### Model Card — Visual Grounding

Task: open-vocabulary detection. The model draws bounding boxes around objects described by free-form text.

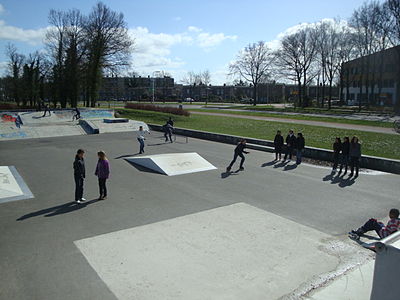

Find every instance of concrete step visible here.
[246,143,275,153]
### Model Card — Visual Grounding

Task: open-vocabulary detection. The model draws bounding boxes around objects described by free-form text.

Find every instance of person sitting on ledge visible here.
[350,208,400,239]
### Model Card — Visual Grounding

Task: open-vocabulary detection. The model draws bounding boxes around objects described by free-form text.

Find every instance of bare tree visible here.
[84,2,134,107]
[230,41,274,105]
[5,44,25,105]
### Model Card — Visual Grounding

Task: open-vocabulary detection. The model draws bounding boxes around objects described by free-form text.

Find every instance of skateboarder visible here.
[73,149,86,204]
[163,122,173,143]
[284,130,296,161]
[167,117,174,127]
[95,151,110,200]
[72,107,81,121]
[226,139,249,172]
[274,130,284,160]
[350,208,400,239]
[137,126,149,154]
[42,103,51,117]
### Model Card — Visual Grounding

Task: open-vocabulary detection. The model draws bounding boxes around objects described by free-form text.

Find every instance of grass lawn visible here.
[119,109,400,160]
[188,109,393,128]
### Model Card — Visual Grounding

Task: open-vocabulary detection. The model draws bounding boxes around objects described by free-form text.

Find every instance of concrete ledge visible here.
[79,119,100,134]
[103,118,129,123]
[148,124,400,174]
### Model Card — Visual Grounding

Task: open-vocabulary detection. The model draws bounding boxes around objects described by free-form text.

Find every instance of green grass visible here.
[119,108,400,160]
[188,109,393,128]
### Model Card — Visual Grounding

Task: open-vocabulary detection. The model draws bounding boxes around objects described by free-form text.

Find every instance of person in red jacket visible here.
[95,151,110,200]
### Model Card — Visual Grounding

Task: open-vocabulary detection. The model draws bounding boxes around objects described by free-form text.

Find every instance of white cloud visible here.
[0,4,5,15]
[173,16,182,22]
[0,20,47,45]
[196,32,237,48]
[188,26,202,33]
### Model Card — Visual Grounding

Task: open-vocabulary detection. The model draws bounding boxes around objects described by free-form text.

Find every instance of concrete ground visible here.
[0,132,399,299]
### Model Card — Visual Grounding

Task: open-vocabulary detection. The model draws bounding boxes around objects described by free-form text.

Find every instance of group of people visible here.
[274,130,305,164]
[332,136,362,177]
[73,149,110,203]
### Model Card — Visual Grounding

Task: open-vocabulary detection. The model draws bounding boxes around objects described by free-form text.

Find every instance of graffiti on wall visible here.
[1,113,17,123]
[81,110,113,119]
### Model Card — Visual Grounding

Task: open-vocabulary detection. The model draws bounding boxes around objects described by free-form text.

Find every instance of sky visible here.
[0,0,373,84]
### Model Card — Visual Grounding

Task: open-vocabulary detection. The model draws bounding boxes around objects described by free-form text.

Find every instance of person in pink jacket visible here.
[95,151,110,200]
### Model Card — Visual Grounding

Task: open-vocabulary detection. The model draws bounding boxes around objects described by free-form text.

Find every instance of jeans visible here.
[137,138,145,153]
[74,176,84,201]
[350,156,360,175]
[361,218,384,236]
[296,149,303,164]
[228,152,245,168]
[340,154,349,173]
[332,153,340,169]
[284,146,294,160]
[164,132,172,142]
[98,178,107,197]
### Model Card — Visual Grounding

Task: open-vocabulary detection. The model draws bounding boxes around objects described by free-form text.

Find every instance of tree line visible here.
[230,0,400,111]
[1,2,133,108]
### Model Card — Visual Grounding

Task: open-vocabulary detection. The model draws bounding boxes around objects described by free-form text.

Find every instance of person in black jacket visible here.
[274,130,284,160]
[226,139,249,172]
[332,137,342,171]
[295,132,305,164]
[284,130,296,161]
[73,149,86,203]
[163,122,173,143]
[167,117,174,127]
[349,136,361,178]
[339,136,350,174]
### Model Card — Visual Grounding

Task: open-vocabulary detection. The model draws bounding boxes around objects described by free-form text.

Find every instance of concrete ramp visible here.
[125,152,217,176]
[0,166,34,204]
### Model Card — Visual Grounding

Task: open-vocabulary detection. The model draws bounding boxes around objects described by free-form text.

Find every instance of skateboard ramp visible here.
[125,152,217,176]
[0,166,34,204]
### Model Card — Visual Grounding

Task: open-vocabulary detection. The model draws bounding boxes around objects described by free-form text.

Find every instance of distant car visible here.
[183,98,195,103]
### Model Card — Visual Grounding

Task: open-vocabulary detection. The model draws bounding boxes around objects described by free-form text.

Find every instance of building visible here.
[340,45,400,106]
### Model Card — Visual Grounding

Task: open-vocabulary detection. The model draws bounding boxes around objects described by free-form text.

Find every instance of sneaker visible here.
[80,198,86,202]
[76,200,83,204]
[226,166,231,172]
[239,167,244,171]
[98,196,103,200]
[102,196,107,200]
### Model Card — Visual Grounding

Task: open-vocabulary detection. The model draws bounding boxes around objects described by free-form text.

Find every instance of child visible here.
[226,139,249,172]
[274,130,284,160]
[73,149,86,204]
[95,151,110,200]
[350,208,400,239]
[137,126,149,154]
[332,137,342,171]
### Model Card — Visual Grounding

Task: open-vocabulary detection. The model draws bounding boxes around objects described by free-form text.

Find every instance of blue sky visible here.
[0,0,372,84]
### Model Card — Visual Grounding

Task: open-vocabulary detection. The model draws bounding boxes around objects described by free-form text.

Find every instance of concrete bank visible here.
[149,124,400,175]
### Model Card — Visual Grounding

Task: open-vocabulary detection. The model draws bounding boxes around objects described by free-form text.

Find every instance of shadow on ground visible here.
[17,199,99,220]
[323,171,357,188]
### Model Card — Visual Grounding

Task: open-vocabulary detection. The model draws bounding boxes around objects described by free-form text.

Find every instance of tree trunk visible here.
[253,84,257,106]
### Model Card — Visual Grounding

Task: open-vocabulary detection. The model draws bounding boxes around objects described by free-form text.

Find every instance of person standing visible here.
[42,103,51,117]
[137,126,149,154]
[73,149,86,204]
[332,137,342,171]
[284,130,296,161]
[274,130,284,160]
[226,139,249,172]
[72,107,81,121]
[15,114,23,129]
[167,117,174,127]
[295,132,305,164]
[349,136,361,177]
[163,122,173,143]
[95,151,110,200]
[339,136,350,174]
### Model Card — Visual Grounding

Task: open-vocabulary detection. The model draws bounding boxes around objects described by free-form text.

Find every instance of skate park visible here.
[1,122,399,299]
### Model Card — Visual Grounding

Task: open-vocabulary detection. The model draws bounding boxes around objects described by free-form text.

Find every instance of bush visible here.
[125,103,190,116]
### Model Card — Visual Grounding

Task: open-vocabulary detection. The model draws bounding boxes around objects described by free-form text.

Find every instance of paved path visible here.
[191,111,397,134]
[1,133,399,299]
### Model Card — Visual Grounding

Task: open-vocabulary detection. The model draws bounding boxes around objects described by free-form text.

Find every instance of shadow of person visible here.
[330,174,342,184]
[261,160,277,167]
[323,172,335,182]
[274,160,289,168]
[283,163,298,171]
[338,177,355,188]
[221,171,239,179]
[17,199,99,221]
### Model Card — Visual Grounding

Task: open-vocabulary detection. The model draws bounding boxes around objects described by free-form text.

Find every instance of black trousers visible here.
[284,146,294,160]
[229,152,245,168]
[340,154,349,172]
[332,153,340,169]
[164,132,172,142]
[275,147,282,159]
[350,156,359,175]
[74,176,84,201]
[98,178,107,197]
